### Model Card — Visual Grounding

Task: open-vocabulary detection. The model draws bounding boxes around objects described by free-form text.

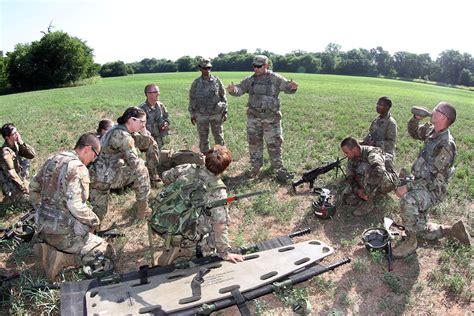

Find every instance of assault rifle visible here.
[292,157,346,192]
[0,209,35,242]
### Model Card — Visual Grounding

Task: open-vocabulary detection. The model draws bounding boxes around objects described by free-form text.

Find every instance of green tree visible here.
[458,68,472,86]
[0,51,8,88]
[6,31,96,89]
[99,61,129,77]
[176,55,196,72]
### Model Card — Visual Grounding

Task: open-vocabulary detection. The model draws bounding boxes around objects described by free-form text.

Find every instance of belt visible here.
[250,107,275,114]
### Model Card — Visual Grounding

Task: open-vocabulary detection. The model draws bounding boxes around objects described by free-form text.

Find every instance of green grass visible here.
[1,72,473,314]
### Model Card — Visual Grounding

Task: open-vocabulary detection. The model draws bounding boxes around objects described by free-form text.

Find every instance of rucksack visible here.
[149,166,225,242]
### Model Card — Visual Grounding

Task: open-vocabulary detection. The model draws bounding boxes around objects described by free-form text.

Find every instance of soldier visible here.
[360,96,398,158]
[30,133,113,278]
[340,137,398,216]
[189,58,228,153]
[393,102,471,258]
[89,107,151,220]
[227,55,298,182]
[139,84,170,149]
[152,145,244,265]
[95,119,114,140]
[0,123,36,206]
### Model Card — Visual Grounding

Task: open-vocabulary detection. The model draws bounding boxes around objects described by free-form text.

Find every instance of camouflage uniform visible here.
[342,146,398,207]
[399,117,456,239]
[30,151,112,264]
[362,111,398,157]
[228,71,296,171]
[89,124,150,220]
[131,129,161,181]
[189,75,228,153]
[0,141,36,204]
[160,164,231,259]
[139,100,170,149]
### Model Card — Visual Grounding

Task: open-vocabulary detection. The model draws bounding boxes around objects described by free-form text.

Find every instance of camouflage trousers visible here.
[90,163,150,220]
[195,113,225,153]
[1,178,31,208]
[133,133,161,180]
[37,214,113,264]
[247,109,284,170]
[399,189,444,240]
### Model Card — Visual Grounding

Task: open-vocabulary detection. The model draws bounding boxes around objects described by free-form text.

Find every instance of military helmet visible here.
[13,224,35,242]
[312,199,336,219]
[362,227,389,251]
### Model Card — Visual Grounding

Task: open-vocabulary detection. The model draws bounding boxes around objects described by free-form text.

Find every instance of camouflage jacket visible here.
[30,151,99,230]
[362,112,398,155]
[189,75,227,116]
[92,124,145,184]
[139,100,170,139]
[229,71,296,112]
[407,117,456,201]
[346,146,392,192]
[161,164,231,257]
[0,141,36,191]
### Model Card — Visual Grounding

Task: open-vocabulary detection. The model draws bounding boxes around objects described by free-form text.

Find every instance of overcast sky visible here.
[1,0,473,64]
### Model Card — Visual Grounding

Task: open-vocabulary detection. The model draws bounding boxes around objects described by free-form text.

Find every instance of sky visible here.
[1,0,473,65]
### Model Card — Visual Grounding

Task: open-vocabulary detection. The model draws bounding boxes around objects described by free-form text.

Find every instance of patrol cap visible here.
[434,102,456,125]
[198,58,212,68]
[253,55,268,66]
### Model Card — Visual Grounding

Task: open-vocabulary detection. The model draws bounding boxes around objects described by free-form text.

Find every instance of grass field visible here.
[0,72,473,314]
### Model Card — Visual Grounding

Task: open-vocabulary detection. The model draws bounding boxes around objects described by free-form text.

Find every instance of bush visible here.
[99,61,129,77]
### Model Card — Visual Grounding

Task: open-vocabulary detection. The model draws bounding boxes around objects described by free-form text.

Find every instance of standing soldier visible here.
[340,137,398,216]
[30,133,113,280]
[189,58,228,153]
[227,55,298,182]
[360,96,398,159]
[89,107,151,220]
[139,84,170,149]
[0,123,36,206]
[393,102,471,258]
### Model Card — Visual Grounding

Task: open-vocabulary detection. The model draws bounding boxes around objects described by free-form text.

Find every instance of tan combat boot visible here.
[443,220,472,246]
[392,231,418,258]
[135,200,152,219]
[44,245,77,281]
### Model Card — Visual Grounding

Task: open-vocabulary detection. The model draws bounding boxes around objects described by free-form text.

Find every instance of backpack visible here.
[149,165,226,242]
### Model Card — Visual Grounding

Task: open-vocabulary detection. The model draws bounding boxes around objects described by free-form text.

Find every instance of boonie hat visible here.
[434,102,456,125]
[199,59,212,68]
[253,55,268,66]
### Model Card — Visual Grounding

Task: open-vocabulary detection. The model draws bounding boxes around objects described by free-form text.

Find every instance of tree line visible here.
[1,31,473,94]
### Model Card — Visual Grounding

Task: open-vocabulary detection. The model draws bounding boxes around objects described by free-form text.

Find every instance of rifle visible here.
[238,228,311,255]
[292,157,346,191]
[0,209,35,241]
[96,223,124,238]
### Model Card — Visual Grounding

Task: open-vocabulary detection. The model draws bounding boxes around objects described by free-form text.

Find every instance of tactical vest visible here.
[36,152,80,232]
[248,73,280,112]
[141,102,167,136]
[195,77,221,114]
[93,125,131,184]
[412,129,456,197]
[149,165,226,243]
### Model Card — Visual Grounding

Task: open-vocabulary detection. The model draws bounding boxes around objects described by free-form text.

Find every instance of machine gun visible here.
[292,157,346,192]
[0,209,35,242]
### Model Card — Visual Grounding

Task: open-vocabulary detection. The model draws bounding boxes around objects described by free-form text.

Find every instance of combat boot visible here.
[443,220,472,246]
[135,200,152,219]
[246,165,261,178]
[392,231,418,258]
[275,168,295,183]
[44,244,76,281]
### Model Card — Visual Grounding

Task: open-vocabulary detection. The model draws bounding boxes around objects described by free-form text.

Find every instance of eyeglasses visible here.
[132,117,146,124]
[147,90,159,94]
[201,67,212,70]
[253,64,264,69]
[90,146,99,158]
